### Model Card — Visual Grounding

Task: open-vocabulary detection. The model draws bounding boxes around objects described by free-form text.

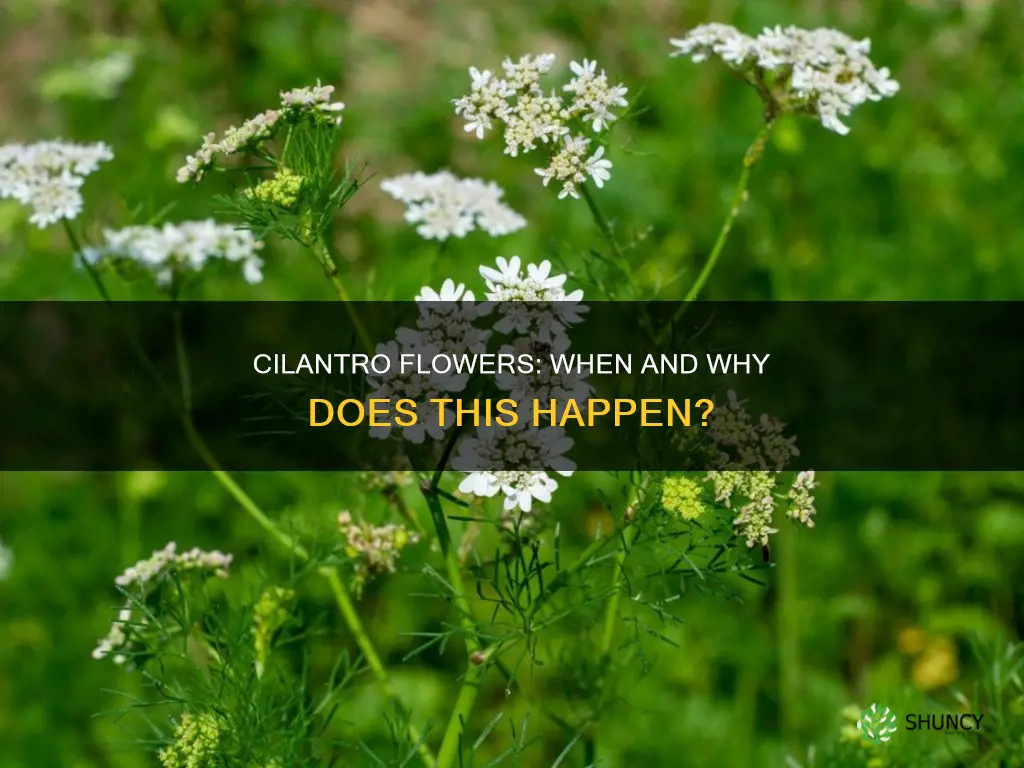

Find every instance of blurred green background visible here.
[2,0,1023,766]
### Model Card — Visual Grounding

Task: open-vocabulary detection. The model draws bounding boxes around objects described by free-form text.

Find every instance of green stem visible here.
[310,238,375,354]
[425,427,485,768]
[64,220,113,303]
[436,659,487,768]
[657,121,775,345]
[588,478,647,765]
[579,183,624,264]
[599,526,635,657]
[598,481,646,656]
[171,299,192,414]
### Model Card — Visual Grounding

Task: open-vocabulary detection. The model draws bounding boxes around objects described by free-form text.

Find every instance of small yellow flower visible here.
[244,167,304,208]
[661,475,705,520]
[159,711,221,768]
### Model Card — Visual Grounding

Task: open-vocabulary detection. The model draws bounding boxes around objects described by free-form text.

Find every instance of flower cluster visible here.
[669,24,899,134]
[495,334,593,411]
[454,422,576,512]
[397,280,493,389]
[704,389,799,470]
[787,470,817,527]
[380,170,527,241]
[338,511,419,595]
[705,470,817,548]
[253,586,295,679]
[158,712,221,768]
[453,54,627,199]
[0,140,112,228]
[244,166,305,209]
[176,81,344,183]
[365,340,459,442]
[92,543,233,664]
[480,256,587,343]
[114,542,233,588]
[661,475,706,521]
[83,219,265,286]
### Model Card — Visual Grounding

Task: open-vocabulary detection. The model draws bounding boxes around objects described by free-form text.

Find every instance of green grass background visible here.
[1,0,1023,766]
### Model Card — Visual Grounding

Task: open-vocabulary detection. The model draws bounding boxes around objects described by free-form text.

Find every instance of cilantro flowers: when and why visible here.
[453,54,628,200]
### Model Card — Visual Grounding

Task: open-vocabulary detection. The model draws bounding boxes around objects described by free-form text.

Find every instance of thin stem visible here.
[280,126,294,166]
[171,300,192,415]
[579,183,624,264]
[527,524,622,621]
[591,477,647,765]
[599,528,633,657]
[598,484,645,657]
[425,426,484,768]
[436,660,487,768]
[686,124,774,303]
[310,237,374,354]
[64,221,113,304]
[656,121,775,345]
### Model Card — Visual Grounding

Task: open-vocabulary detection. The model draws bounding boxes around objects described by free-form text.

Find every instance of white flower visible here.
[695,389,799,470]
[338,510,419,577]
[669,24,899,134]
[453,66,516,140]
[85,219,264,286]
[93,542,233,664]
[279,81,345,124]
[380,170,526,241]
[459,470,560,515]
[365,340,455,442]
[562,58,630,132]
[534,134,611,200]
[114,541,233,589]
[496,334,593,412]
[0,140,112,229]
[669,23,756,65]
[479,255,587,342]
[453,53,627,198]
[455,422,575,514]
[416,278,474,303]
[584,145,612,188]
[705,470,779,547]
[787,470,817,527]
[397,280,493,384]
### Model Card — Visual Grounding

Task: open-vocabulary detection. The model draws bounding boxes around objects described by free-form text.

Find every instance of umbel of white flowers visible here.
[380,170,527,241]
[82,219,265,286]
[0,140,113,228]
[669,24,899,134]
[453,53,627,200]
